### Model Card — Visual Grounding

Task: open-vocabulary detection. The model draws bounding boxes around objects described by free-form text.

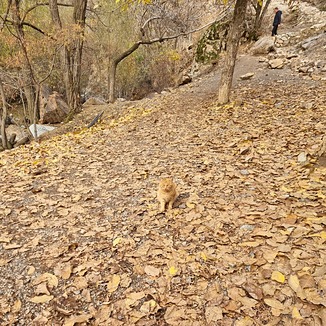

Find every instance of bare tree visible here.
[49,0,87,116]
[218,0,249,104]
[251,0,272,39]
[0,80,9,150]
[107,1,225,103]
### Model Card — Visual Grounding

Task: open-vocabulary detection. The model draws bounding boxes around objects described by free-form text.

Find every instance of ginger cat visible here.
[157,178,178,212]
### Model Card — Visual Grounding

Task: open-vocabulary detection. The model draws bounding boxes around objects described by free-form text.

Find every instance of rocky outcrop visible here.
[250,36,275,55]
[39,91,70,124]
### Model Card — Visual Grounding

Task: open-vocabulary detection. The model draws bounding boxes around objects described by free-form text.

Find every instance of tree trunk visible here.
[108,42,141,103]
[256,0,272,31]
[49,0,87,117]
[0,81,9,149]
[67,0,87,115]
[218,0,249,104]
[108,61,118,103]
[12,0,38,121]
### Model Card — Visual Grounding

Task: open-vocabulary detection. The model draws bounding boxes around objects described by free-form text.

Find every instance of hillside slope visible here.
[0,2,326,325]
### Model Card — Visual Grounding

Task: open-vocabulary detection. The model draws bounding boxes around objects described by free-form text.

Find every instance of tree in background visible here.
[106,0,217,102]
[250,0,272,39]
[0,0,87,122]
[49,0,87,116]
[218,0,249,104]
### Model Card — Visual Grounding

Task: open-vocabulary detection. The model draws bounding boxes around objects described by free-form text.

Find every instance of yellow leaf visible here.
[107,274,120,293]
[271,271,285,283]
[200,252,207,262]
[113,237,122,246]
[168,266,178,276]
[186,202,196,209]
[280,185,293,192]
[309,231,326,240]
[292,306,303,319]
[30,295,54,303]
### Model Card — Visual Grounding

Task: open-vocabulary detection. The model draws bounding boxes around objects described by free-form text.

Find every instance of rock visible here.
[286,53,299,59]
[301,33,325,50]
[251,36,275,55]
[298,152,307,163]
[83,97,107,106]
[240,224,255,231]
[303,102,314,109]
[14,136,29,147]
[40,92,70,124]
[29,124,56,138]
[269,59,285,69]
[240,73,255,80]
[175,73,192,86]
[5,125,28,143]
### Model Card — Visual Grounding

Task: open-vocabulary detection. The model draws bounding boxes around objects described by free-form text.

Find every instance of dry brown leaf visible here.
[0,259,11,267]
[73,276,88,290]
[205,305,223,323]
[305,288,326,306]
[288,274,306,299]
[64,314,92,326]
[164,306,185,324]
[3,243,22,250]
[33,273,59,288]
[144,265,160,277]
[107,274,120,293]
[11,299,22,313]
[30,295,54,304]
[27,266,35,275]
[35,282,51,296]
[139,299,158,314]
[234,316,255,326]
[0,236,12,243]
[59,264,72,280]
[264,298,284,310]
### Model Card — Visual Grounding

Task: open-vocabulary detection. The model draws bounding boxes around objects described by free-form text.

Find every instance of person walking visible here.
[272,7,282,36]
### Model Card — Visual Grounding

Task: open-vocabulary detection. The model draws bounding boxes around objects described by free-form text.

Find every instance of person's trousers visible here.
[272,25,278,36]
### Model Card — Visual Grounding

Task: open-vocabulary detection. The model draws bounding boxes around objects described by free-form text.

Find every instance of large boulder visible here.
[251,36,276,55]
[39,90,70,124]
[6,125,28,140]
[29,124,56,138]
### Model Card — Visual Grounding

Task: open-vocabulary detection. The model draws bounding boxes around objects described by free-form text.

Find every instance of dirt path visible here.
[1,3,326,324]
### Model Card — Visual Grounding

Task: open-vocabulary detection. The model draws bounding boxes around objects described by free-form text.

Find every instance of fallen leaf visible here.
[64,314,92,326]
[113,237,122,247]
[33,273,59,288]
[264,298,284,310]
[271,271,285,283]
[107,274,120,293]
[144,265,160,277]
[12,299,22,313]
[292,306,303,319]
[168,266,178,276]
[288,274,305,299]
[205,305,223,323]
[30,295,54,303]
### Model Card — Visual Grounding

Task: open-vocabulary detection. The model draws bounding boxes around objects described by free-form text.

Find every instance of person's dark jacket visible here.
[273,10,282,26]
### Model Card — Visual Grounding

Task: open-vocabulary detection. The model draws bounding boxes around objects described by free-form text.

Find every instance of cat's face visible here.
[159,178,174,192]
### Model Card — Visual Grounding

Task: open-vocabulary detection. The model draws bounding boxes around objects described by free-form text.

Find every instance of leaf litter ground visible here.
[0,63,325,325]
